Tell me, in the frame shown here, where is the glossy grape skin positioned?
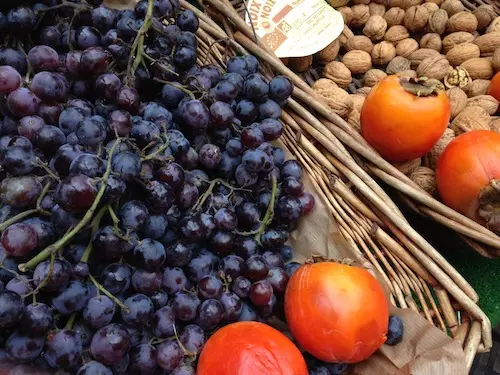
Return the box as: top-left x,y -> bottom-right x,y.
96,73 -> 122,101
7,88 -> 41,118
121,294 -> 154,327
20,303 -> 53,337
269,75 -> 293,102
90,323 -> 131,366
118,87 -> 140,114
386,315 -> 404,345
0,65 -> 22,93
219,255 -> 245,280
1,223 -> 38,257
33,259 -> 70,292
0,48 -> 27,75
219,291 -> 243,321
197,298 -> 223,330
128,344 -> 157,374
31,72 -> 69,103
5,331 -> 45,364
6,6 -> 36,35
83,296 -> 116,329
241,126 -> 264,148
258,118 -> 283,141
243,73 -> 269,103
77,361 -> 113,375
197,275 -> 223,299
0,291 -> 24,330
80,47 -> 109,75
131,268 -> 162,295
179,324 -> 204,354
119,200 -> 149,231
76,117 -> 107,146
0,144 -> 36,176
44,329 -> 83,369
277,195 -> 303,221
298,192 -> 315,215
172,291 -> 200,321
234,237 -> 258,259
93,226 -> 135,261
0,176 -> 42,208
52,280 -> 90,315
151,305 -> 176,338
156,340 -> 183,372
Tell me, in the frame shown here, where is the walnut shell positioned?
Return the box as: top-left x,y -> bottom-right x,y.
460,57 -> 494,80
343,50 -> 373,74
420,33 -> 442,51
315,40 -> 341,64
464,79 -> 491,97
422,2 -> 439,13
417,54 -> 451,80
384,7 -> 406,27
423,128 -> 456,169
409,166 -> 437,196
404,6 -> 429,32
396,38 -> 420,57
384,26 -> 410,43
312,79 -> 353,118
450,105 -> 491,133
347,109 -> 362,132
371,41 -> 397,65
487,17 -> 500,33
288,56 -> 313,73
326,0 -> 350,7
394,158 -> 422,175
351,94 -> 366,112
352,0 -> 370,4
491,117 -> 500,132
338,6 -> 354,25
446,12 -> 478,33
363,69 -> 388,86
390,0 -> 423,10
351,4 -> 371,27
369,3 -> 386,17
386,56 -> 412,74
474,5 -> 497,31
446,43 -> 480,66
446,87 -> 468,119
346,35 -> 374,54
474,32 -> 500,57
493,48 -> 500,72
356,86 -> 373,96
425,0 -> 444,5
441,0 -> 465,16
442,32 -> 476,54
338,25 -> 355,48
398,69 -> 418,78
409,48 -> 441,68
323,61 -> 352,89
466,95 -> 499,115
427,9 -> 448,35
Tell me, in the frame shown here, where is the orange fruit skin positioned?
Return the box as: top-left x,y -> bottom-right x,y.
197,321 -> 308,375
436,130 -> 500,221
488,72 -> 500,102
360,75 -> 450,162
284,262 -> 389,363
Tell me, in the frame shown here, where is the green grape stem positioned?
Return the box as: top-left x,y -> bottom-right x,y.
18,140 -> 123,272
89,273 -> 130,313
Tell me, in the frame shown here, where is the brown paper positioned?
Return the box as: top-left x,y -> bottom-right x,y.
289,166 -> 468,375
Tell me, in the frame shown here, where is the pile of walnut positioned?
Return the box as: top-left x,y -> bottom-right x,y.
285,0 -> 500,196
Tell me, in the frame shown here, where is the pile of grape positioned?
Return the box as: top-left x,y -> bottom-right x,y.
0,0 -> 319,374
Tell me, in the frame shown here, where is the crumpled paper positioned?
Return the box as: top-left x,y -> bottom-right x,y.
290,166 -> 467,375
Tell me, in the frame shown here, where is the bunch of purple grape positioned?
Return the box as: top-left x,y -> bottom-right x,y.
0,0 -> 317,374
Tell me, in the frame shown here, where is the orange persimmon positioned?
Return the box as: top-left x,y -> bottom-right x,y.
284,261 -> 389,363
488,72 -> 500,102
360,75 -> 450,162
436,130 -> 500,231
197,321 -> 308,375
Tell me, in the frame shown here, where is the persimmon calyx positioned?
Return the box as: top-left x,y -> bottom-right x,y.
478,179 -> 500,232
304,255 -> 356,266
399,76 -> 444,97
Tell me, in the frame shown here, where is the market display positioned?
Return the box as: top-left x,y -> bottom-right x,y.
0,0 -> 405,374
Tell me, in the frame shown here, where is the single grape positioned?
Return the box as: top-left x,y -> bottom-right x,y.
119,200 -> 149,231
28,46 -> 60,72
131,268 -> 162,295
128,344 -> 157,374
197,275 -> 223,299
55,174 -> 97,213
76,117 -> 107,146
90,323 -> 131,366
0,291 -> 24,328
261,229 -> 289,250
281,159 -> 303,179
0,65 -> 22,93
7,88 -> 41,117
31,72 -> 69,103
44,329 -> 83,369
52,280 -> 90,315
245,255 -> 269,282
5,330 -> 44,364
241,126 -> 264,148
33,125 -> 66,155
177,10 -> 199,32
80,47 -> 110,75
33,259 -> 70,292
219,255 -> 245,280
243,73 -> 269,103
284,261 -> 301,277
20,303 -> 53,337
211,80 -> 238,103
83,295 -> 116,329
172,291 -> 200,321
93,227 -> 135,261
6,6 -> 36,35
258,118 -> 283,141
232,276 -> 252,298
151,305 -> 176,338
219,291 -> 242,321
277,195 -> 303,221
156,340 -> 184,372
179,324 -> 204,354
250,280 -> 274,306
0,176 -> 42,208
1,223 -> 38,257
298,192 -> 315,215
386,315 -> 404,345
121,294 -> 154,327
236,202 -> 260,228
37,102 -> 63,125
210,230 -> 234,255
269,76 -> 293,102
77,361 -> 113,375
226,56 -> 250,77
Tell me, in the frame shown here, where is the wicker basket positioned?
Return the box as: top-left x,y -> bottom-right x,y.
174,0 -> 494,370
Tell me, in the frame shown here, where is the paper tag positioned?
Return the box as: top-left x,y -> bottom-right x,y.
244,0 -> 344,58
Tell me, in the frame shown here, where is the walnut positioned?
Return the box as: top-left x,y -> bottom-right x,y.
280,57 -> 289,66
371,41 -> 397,65
323,61 -> 352,89
487,17 -> 500,33
363,16 -> 388,41
421,2 -> 439,13
474,32 -> 500,57
427,9 -> 448,35
444,67 -> 472,89
450,106 -> 492,134
446,87 -> 468,119
386,56 -> 411,74
351,5 -> 371,27
409,167 -> 437,196
463,79 -> 491,97
396,38 -> 419,57
338,25 -> 355,48
417,54 -> 451,80
466,95 -> 499,115
312,79 -> 353,118
326,0 -> 350,7
461,57 -> 494,80
351,94 -> 366,112
287,56 -> 313,73
384,7 -> 406,27
338,6 -> 354,25
423,128 -> 456,169
426,0 -> 444,5
446,12 -> 478,33
390,0 -> 423,9
491,117 -> 500,132
346,35 -> 374,54
347,109 -> 362,132
442,31 -> 476,53
356,86 -> 373,96
409,48 -> 441,68
493,48 -> 500,72
384,26 -> 409,44
394,158 -> 422,175
404,6 -> 429,32
363,69 -> 387,86
315,40 -> 340,64
343,50 -> 373,74
369,3 -> 386,17
441,0 -> 465,17
352,0 -> 370,4
420,33 -> 442,51
398,69 -> 418,78
474,5 -> 497,31
446,43 -> 480,66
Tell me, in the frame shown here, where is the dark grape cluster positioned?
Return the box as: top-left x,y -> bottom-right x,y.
0,0 -> 324,374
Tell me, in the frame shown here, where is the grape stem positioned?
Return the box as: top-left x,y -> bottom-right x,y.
23,252 -> 55,300
193,178 -> 251,211
64,312 -> 77,330
152,79 -> 196,99
80,205 -> 109,263
18,139 -> 123,272
88,273 -> 130,313
34,0 -> 92,13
